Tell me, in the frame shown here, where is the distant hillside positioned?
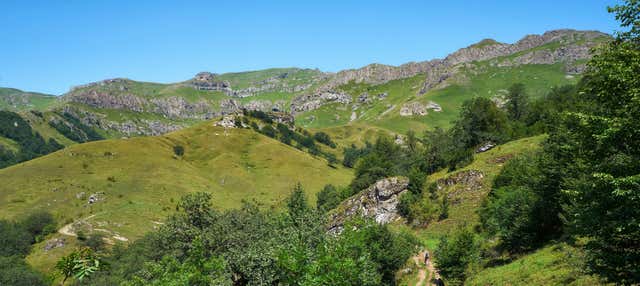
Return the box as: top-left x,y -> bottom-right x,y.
295,30 -> 610,133
0,87 -> 57,111
0,29 -> 607,140
0,121 -> 352,241
0,110 -> 103,168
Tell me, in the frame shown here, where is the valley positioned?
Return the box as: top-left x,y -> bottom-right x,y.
1,10 -> 638,284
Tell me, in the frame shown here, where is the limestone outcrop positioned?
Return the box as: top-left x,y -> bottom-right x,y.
328,177 -> 409,234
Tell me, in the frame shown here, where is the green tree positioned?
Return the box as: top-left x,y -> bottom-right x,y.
173,145 -> 184,157
560,5 -> 640,281
451,97 -> 509,149
0,256 -> 46,286
505,83 -> 528,121
435,228 -> 479,285
316,184 -> 342,212
287,183 -> 310,222
0,220 -> 31,256
56,247 -> 103,283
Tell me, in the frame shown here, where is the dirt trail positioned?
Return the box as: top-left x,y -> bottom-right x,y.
412,252 -> 428,286
58,214 -> 96,236
411,250 -> 440,286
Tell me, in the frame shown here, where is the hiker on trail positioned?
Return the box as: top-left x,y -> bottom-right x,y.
424,250 -> 430,264
434,277 -> 445,286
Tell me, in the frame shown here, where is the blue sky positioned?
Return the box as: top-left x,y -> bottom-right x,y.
0,0 -> 623,95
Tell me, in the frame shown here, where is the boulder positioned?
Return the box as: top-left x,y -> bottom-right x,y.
328,177 -> 409,234
400,102 -> 427,116
44,238 -> 66,251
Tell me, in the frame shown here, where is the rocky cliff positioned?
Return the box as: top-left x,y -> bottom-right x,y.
291,29 -> 609,112
48,29 -> 608,136
328,177 -> 409,234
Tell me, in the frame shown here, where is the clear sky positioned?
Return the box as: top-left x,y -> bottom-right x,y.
0,0 -> 623,95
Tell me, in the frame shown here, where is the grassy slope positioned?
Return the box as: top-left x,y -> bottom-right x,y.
393,135 -> 606,285
0,87 -> 58,111
408,136 -> 546,247
0,121 -> 352,241
296,63 -> 579,135
466,243 -> 606,286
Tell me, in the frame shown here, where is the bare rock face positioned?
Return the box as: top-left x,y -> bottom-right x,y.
66,89 -> 147,112
400,102 -> 427,116
190,72 -> 231,91
215,116 -> 238,128
436,170 -> 485,205
420,29 -> 608,93
44,238 -> 66,251
294,30 -> 607,112
328,177 -> 409,234
399,101 -> 442,116
290,91 -> 351,113
150,96 -> 213,119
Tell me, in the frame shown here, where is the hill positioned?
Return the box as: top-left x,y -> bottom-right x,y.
0,87 -> 58,111
0,121 -> 352,242
0,29 -> 607,140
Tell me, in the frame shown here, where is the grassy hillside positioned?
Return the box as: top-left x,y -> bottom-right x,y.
0,121 -> 352,241
410,136 -> 545,245
0,87 -> 58,111
392,135 -> 606,285
296,63 -> 579,135
466,243 -> 606,286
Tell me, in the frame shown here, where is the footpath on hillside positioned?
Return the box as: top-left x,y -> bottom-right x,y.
411,250 -> 441,286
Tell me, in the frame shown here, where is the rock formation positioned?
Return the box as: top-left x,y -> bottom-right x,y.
328,177 -> 409,234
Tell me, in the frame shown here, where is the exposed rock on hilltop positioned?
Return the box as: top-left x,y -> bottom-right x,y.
291,91 -> 351,113
419,29 -> 607,93
320,62 -> 440,90
189,72 -> 231,92
328,177 -> 409,234
292,29 -> 609,112
399,101 -> 442,116
40,29 -> 608,136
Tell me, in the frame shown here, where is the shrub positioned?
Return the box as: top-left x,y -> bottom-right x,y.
313,132 -> 336,148
19,211 -> 56,242
84,233 -> 106,252
173,145 -> 185,156
316,184 -> 341,212
435,228 -> 480,285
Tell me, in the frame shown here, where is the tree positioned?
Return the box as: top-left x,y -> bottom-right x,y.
316,184 -> 342,212
313,131 -> 336,148
56,247 -> 103,283
553,2 -> 640,283
608,0 -> 640,43
287,183 -> 309,222
350,136 -> 402,191
435,228 -> 479,285
0,220 -> 32,257
505,83 -> 528,121
173,145 -> 184,157
84,233 -> 107,252
0,256 -> 46,286
261,125 -> 277,138
19,211 -> 55,243
451,97 -> 509,149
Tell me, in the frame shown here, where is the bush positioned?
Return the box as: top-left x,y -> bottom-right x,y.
173,145 -> 185,156
261,125 -> 277,138
435,228 -> 480,285
76,230 -> 87,241
316,184 -> 342,212
313,132 -> 336,148
397,192 -> 416,218
0,220 -> 32,256
0,256 -> 46,286
19,211 -> 56,242
84,233 -> 106,252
